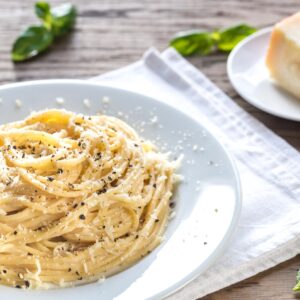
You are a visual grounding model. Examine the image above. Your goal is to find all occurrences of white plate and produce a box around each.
[0,80,241,300]
[227,27,300,121]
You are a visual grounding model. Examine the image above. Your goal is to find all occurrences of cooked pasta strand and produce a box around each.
[0,109,177,289]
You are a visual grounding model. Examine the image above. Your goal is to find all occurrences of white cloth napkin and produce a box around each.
[91,48,300,299]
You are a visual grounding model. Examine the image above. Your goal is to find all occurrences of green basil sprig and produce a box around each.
[170,24,256,56]
[12,2,76,62]
[293,269,300,291]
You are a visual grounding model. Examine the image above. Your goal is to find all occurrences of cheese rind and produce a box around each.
[266,12,300,99]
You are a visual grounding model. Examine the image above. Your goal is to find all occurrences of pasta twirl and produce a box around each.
[0,109,177,289]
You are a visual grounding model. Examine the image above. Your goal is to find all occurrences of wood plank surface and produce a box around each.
[0,0,300,299]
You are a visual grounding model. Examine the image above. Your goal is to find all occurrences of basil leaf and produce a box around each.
[11,2,77,62]
[11,25,53,62]
[35,2,76,36]
[50,3,76,37]
[293,269,300,291]
[169,24,256,57]
[35,2,51,24]
[170,31,214,56]
[217,24,256,52]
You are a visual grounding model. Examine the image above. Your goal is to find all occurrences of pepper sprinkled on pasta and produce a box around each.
[0,109,178,289]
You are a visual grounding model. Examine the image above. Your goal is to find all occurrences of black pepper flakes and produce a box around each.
[75,271,80,276]
[13,231,17,235]
[47,177,54,182]
[15,285,21,289]
[57,168,63,174]
[24,280,30,288]
[79,214,86,220]
[153,183,157,188]
[73,204,78,209]
[155,219,159,223]
[3,269,7,274]
[110,179,118,187]
[6,178,13,186]
[96,188,107,195]
[68,268,72,272]
[169,202,175,209]
[95,152,102,161]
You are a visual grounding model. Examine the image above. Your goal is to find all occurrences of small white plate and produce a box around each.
[0,80,241,300]
[227,27,300,121]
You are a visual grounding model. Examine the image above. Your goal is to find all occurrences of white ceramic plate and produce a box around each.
[0,80,241,300]
[227,27,300,121]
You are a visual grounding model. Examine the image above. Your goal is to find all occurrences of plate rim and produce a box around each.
[0,79,242,299]
[227,27,300,122]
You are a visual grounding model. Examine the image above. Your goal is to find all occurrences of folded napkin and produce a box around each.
[91,48,300,299]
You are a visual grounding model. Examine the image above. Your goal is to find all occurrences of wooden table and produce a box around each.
[1,0,300,299]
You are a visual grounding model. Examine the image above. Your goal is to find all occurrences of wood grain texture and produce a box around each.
[0,0,300,299]
[202,255,300,300]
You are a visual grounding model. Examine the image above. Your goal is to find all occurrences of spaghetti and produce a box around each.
[0,109,177,289]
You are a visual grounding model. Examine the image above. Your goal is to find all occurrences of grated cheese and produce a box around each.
[83,99,90,108]
[102,96,110,104]
[56,97,65,105]
[15,99,22,108]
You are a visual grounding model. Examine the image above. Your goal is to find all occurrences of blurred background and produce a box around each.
[1,0,297,85]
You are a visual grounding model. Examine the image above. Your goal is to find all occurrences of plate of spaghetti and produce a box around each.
[0,80,241,300]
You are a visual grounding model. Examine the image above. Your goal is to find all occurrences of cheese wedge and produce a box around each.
[266,12,300,99]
